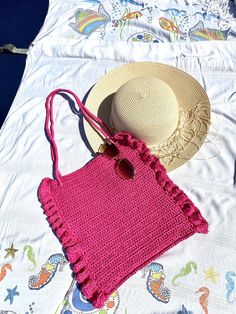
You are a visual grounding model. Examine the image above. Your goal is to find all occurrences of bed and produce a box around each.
[0,0,236,313]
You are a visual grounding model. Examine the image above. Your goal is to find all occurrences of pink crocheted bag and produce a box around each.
[38,89,208,308]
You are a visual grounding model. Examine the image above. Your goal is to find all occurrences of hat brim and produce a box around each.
[84,62,211,171]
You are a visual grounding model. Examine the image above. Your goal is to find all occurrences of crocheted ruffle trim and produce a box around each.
[38,179,110,308]
[38,132,208,308]
[113,132,208,234]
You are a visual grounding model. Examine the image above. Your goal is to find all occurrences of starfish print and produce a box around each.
[4,244,18,259]
[204,266,220,283]
[4,285,20,304]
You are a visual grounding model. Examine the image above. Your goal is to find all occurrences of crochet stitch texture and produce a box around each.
[38,89,208,308]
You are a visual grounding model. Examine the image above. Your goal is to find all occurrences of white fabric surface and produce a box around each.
[0,1,236,314]
[31,0,236,45]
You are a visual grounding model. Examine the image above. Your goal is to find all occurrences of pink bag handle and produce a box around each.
[45,89,114,185]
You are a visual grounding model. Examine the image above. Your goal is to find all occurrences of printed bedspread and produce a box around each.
[0,1,236,313]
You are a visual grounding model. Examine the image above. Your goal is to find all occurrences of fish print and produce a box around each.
[226,271,236,303]
[159,17,181,34]
[160,8,184,17]
[188,21,236,41]
[0,264,12,282]
[119,0,144,7]
[122,11,142,20]
[159,7,221,22]
[23,245,37,271]
[82,0,101,5]
[69,4,111,36]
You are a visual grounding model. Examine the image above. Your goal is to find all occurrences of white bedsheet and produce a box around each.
[0,1,236,314]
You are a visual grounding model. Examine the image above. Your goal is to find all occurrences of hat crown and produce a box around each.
[111,77,179,145]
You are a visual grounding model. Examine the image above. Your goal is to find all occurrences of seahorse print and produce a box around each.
[28,253,68,290]
[195,287,209,314]
[0,264,12,282]
[172,261,197,286]
[226,271,236,303]
[23,245,37,271]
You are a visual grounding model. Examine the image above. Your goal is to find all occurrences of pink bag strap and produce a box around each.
[45,88,114,185]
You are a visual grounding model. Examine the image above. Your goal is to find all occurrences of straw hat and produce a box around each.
[84,62,210,171]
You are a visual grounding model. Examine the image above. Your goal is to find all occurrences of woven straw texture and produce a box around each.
[84,62,211,171]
